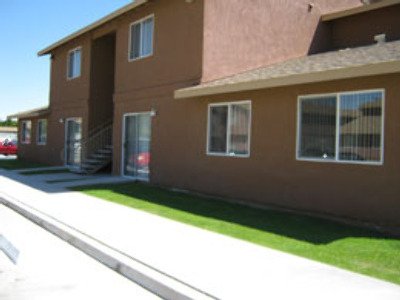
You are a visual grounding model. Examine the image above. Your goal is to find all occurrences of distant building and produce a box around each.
[0,127,17,142]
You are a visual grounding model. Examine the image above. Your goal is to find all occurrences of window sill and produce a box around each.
[67,75,81,81]
[128,53,153,63]
[207,152,250,159]
[296,157,383,166]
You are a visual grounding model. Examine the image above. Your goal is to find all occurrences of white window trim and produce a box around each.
[207,100,252,158]
[20,120,31,144]
[128,14,155,62]
[36,119,47,146]
[67,46,82,80]
[296,89,385,166]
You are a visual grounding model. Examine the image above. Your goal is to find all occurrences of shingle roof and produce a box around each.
[7,107,50,120]
[175,40,400,99]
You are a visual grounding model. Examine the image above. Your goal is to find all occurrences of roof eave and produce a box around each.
[322,0,400,22]
[7,107,50,120]
[38,0,148,56]
[174,60,400,99]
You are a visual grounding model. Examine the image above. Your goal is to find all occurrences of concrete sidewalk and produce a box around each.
[0,204,160,300]
[0,169,399,299]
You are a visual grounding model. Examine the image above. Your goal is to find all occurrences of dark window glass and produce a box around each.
[300,96,337,159]
[209,106,228,153]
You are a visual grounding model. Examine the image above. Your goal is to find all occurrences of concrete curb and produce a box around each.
[0,195,217,300]
[0,234,20,264]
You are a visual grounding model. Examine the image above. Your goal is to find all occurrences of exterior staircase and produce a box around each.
[74,145,113,174]
[70,121,113,175]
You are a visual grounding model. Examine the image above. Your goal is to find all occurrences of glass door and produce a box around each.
[123,113,151,180]
[65,118,82,167]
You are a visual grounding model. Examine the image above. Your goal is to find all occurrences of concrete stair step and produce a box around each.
[97,149,112,154]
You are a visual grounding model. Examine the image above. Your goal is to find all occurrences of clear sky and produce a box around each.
[0,0,132,121]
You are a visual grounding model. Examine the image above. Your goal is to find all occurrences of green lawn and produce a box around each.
[73,183,400,285]
[20,168,70,176]
[0,159,47,170]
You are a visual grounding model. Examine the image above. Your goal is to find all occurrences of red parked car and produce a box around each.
[0,139,18,156]
[126,152,150,173]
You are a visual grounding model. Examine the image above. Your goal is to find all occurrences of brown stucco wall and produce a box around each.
[201,0,361,82]
[41,35,92,166]
[329,4,400,50]
[146,74,400,227]
[25,0,400,227]
[17,117,50,165]
[17,111,88,166]
[38,0,203,167]
[112,0,204,173]
[50,39,91,109]
[113,0,203,95]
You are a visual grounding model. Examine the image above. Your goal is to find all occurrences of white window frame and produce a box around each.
[20,120,31,144]
[296,89,385,166]
[67,47,82,80]
[207,100,252,158]
[128,14,154,62]
[37,119,47,145]
[121,111,152,181]
[64,117,82,168]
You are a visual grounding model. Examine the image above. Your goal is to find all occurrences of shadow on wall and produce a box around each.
[74,182,392,245]
[308,21,332,55]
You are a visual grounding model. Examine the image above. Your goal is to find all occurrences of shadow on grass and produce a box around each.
[73,183,392,245]
[0,158,47,170]
[20,169,70,176]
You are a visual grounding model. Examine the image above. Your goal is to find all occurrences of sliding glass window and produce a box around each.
[298,90,384,164]
[208,101,251,157]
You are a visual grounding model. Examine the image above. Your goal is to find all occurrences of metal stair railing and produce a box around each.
[61,120,114,172]
[87,119,113,139]
[80,122,113,171]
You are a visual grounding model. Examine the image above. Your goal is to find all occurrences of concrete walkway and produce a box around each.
[0,168,399,299]
[0,204,159,300]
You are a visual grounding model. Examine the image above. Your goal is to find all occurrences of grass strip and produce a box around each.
[0,159,47,170]
[20,169,70,176]
[73,182,400,285]
[46,178,83,184]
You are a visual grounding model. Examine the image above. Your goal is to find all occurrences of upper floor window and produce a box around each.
[37,119,47,145]
[207,101,251,157]
[297,90,384,164]
[21,120,31,144]
[129,15,154,61]
[67,47,81,79]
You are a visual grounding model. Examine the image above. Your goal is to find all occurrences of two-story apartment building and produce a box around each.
[10,0,400,229]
